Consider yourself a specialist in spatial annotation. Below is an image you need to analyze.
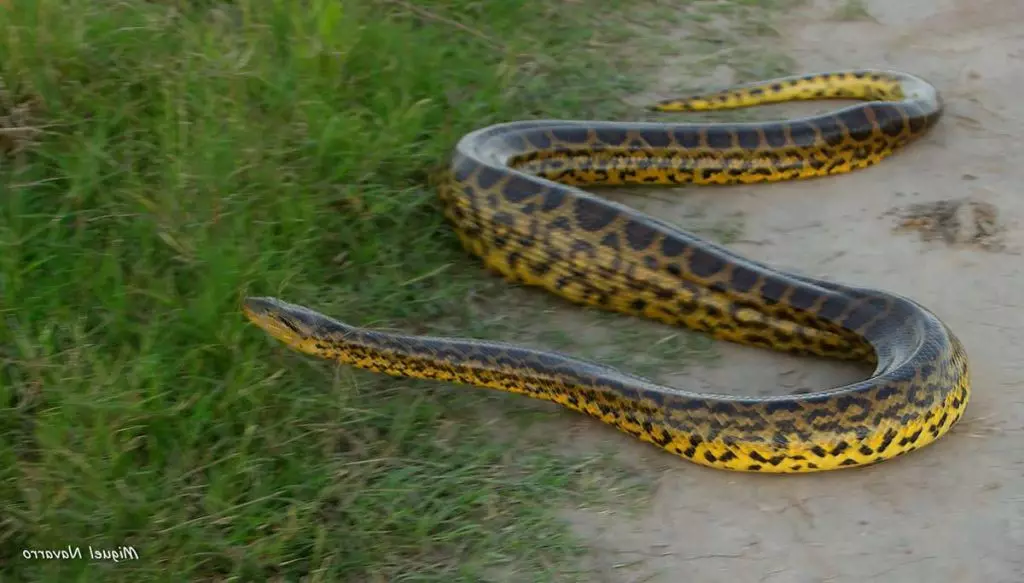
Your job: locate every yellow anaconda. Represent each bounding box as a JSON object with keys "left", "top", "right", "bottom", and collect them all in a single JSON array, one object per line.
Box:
[{"left": 243, "top": 70, "right": 970, "bottom": 473}]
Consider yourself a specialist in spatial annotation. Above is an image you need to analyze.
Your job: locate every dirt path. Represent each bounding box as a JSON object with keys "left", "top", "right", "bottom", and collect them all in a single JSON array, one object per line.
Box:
[{"left": 559, "top": 1, "right": 1024, "bottom": 581}]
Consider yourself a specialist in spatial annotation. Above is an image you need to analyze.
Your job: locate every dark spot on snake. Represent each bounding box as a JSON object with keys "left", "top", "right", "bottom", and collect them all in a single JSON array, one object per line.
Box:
[
  {"left": 630, "top": 298, "right": 647, "bottom": 313},
  {"left": 786, "top": 287, "right": 820, "bottom": 311},
  {"left": 597, "top": 128, "right": 628, "bottom": 146},
  {"left": 704, "top": 128, "right": 735, "bottom": 149},
  {"left": 817, "top": 116, "right": 845, "bottom": 147},
  {"left": 838, "top": 107, "right": 874, "bottom": 141},
  {"left": 764, "top": 400, "right": 802, "bottom": 414},
  {"left": 877, "top": 428, "right": 898, "bottom": 452},
  {"left": 817, "top": 296, "right": 847, "bottom": 321},
  {"left": 507, "top": 251, "right": 523, "bottom": 270},
  {"left": 771, "top": 432, "right": 789, "bottom": 448},
  {"left": 501, "top": 174, "right": 542, "bottom": 203},
  {"left": 687, "top": 249, "right": 725, "bottom": 278},
  {"left": 717, "top": 451, "right": 737, "bottom": 463},
  {"left": 643, "top": 131, "right": 672, "bottom": 148},
  {"left": 810, "top": 445, "right": 827, "bottom": 457},
  {"left": 874, "top": 385, "right": 898, "bottom": 401},
  {"left": 710, "top": 402, "right": 738, "bottom": 415},
  {"left": 749, "top": 88, "right": 764, "bottom": 96},
  {"left": 788, "top": 122, "right": 819, "bottom": 148},
  {"left": 530, "top": 261, "right": 552, "bottom": 276},
  {"left": 625, "top": 220, "right": 658, "bottom": 251},
  {"left": 666, "top": 263, "right": 682, "bottom": 277},
  {"left": 746, "top": 464, "right": 762, "bottom": 471},
  {"left": 574, "top": 196, "right": 619, "bottom": 231},
  {"left": 899, "top": 428, "right": 923, "bottom": 446},
  {"left": 492, "top": 211, "right": 516, "bottom": 227},
  {"left": 763, "top": 126, "right": 788, "bottom": 149},
  {"left": 839, "top": 459, "right": 858, "bottom": 466},
  {"left": 770, "top": 82, "right": 783, "bottom": 92},
  {"left": 829, "top": 442, "right": 849, "bottom": 456},
  {"left": 727, "top": 267, "right": 759, "bottom": 293},
  {"left": 836, "top": 396, "right": 869, "bottom": 414},
  {"left": 549, "top": 216, "right": 572, "bottom": 232},
  {"left": 840, "top": 305, "right": 877, "bottom": 331},
  {"left": 569, "top": 239, "right": 596, "bottom": 258},
  {"left": 908, "top": 111, "right": 927, "bottom": 134},
  {"left": 541, "top": 188, "right": 567, "bottom": 211},
  {"left": 672, "top": 129, "right": 701, "bottom": 148},
  {"left": 868, "top": 103, "right": 909, "bottom": 137},
  {"left": 703, "top": 451, "right": 718, "bottom": 463},
  {"left": 736, "top": 129, "right": 763, "bottom": 150},
  {"left": 661, "top": 236, "right": 688, "bottom": 257},
  {"left": 748, "top": 451, "right": 768, "bottom": 463},
  {"left": 475, "top": 165, "right": 504, "bottom": 190},
  {"left": 600, "top": 232, "right": 621, "bottom": 250},
  {"left": 550, "top": 127, "right": 590, "bottom": 144},
  {"left": 655, "top": 288, "right": 675, "bottom": 300}
]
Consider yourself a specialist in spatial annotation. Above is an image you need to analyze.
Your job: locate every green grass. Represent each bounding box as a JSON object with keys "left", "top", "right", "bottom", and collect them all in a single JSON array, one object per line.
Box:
[{"left": 0, "top": 0, "right": 660, "bottom": 580}]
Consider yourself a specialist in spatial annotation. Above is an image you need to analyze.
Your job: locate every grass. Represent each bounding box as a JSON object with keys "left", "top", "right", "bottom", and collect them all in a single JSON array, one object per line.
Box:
[
  {"left": 0, "top": 0, "right": 661, "bottom": 580},
  {"left": 0, "top": 0, "right": 804, "bottom": 579}
]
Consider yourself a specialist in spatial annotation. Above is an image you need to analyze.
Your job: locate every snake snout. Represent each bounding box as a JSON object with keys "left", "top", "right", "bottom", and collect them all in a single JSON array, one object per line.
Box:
[{"left": 243, "top": 296, "right": 345, "bottom": 338}]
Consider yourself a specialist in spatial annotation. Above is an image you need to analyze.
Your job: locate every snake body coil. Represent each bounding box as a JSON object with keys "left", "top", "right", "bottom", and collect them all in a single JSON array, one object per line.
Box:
[{"left": 244, "top": 70, "right": 970, "bottom": 473}]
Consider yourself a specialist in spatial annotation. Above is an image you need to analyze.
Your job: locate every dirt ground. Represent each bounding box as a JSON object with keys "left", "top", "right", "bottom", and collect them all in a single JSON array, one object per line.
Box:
[{"left": 558, "top": 0, "right": 1024, "bottom": 581}]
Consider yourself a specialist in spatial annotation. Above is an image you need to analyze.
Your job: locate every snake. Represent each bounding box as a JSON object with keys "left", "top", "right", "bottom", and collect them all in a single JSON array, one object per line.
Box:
[{"left": 243, "top": 69, "right": 970, "bottom": 473}]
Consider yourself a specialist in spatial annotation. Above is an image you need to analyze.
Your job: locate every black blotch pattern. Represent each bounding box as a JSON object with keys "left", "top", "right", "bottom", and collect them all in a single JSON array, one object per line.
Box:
[
  {"left": 787, "top": 287, "right": 820, "bottom": 310},
  {"left": 838, "top": 107, "right": 874, "bottom": 142},
  {"left": 542, "top": 188, "right": 567, "bottom": 211},
  {"left": 763, "top": 126, "right": 788, "bottom": 148},
  {"left": 736, "top": 129, "right": 763, "bottom": 150},
  {"left": 600, "top": 232, "right": 621, "bottom": 250},
  {"left": 729, "top": 267, "right": 760, "bottom": 293},
  {"left": 644, "top": 131, "right": 672, "bottom": 148},
  {"left": 705, "top": 128, "right": 735, "bottom": 149},
  {"left": 872, "top": 103, "right": 905, "bottom": 137},
  {"left": 597, "top": 128, "right": 628, "bottom": 146},
  {"left": 672, "top": 129, "right": 701, "bottom": 149},
  {"left": 625, "top": 220, "right": 658, "bottom": 251},
  {"left": 502, "top": 174, "right": 542, "bottom": 203},
  {"left": 817, "top": 296, "right": 848, "bottom": 321},
  {"left": 789, "top": 122, "right": 819, "bottom": 148},
  {"left": 688, "top": 249, "right": 726, "bottom": 278},
  {"left": 550, "top": 127, "right": 591, "bottom": 144},
  {"left": 574, "top": 197, "right": 619, "bottom": 231},
  {"left": 661, "top": 236, "right": 688, "bottom": 257},
  {"left": 816, "top": 116, "right": 844, "bottom": 147}
]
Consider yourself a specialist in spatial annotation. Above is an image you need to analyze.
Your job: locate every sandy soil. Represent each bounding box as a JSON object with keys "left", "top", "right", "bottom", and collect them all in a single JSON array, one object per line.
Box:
[{"left": 560, "top": 1, "right": 1024, "bottom": 581}]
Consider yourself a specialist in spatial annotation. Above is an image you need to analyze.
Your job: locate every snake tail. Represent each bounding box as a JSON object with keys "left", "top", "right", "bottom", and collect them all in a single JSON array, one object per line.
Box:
[{"left": 650, "top": 69, "right": 932, "bottom": 112}]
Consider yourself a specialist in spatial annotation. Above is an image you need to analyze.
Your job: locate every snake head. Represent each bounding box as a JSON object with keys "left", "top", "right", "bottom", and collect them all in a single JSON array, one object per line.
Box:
[{"left": 242, "top": 296, "right": 348, "bottom": 354}]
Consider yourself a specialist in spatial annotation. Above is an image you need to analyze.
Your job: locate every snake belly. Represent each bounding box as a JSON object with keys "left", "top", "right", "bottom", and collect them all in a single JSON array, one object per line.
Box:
[{"left": 243, "top": 69, "right": 970, "bottom": 473}]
